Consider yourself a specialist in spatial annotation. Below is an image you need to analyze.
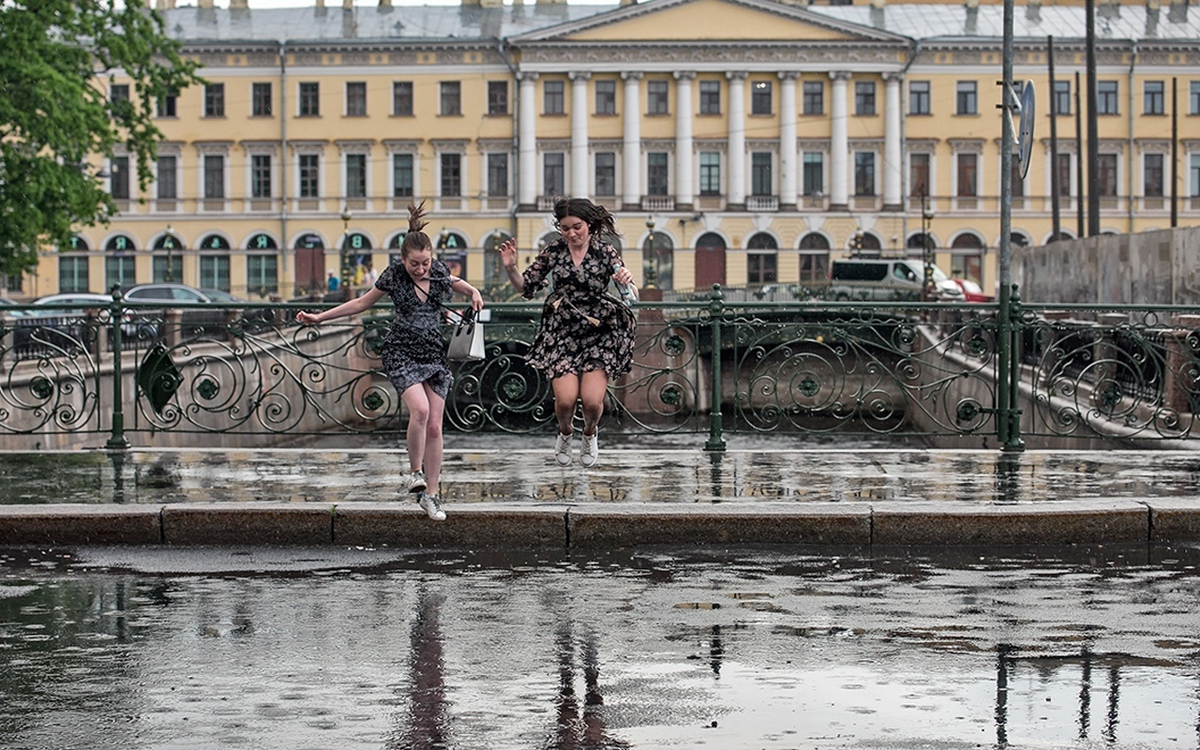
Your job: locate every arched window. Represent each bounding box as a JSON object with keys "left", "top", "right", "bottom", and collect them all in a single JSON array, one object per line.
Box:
[
  {"left": 746, "top": 232, "right": 777, "bottom": 284},
  {"left": 798, "top": 233, "right": 830, "bottom": 283},
  {"left": 643, "top": 231, "right": 674, "bottom": 289},
  {"left": 950, "top": 232, "right": 985, "bottom": 284},
  {"left": 694, "top": 232, "right": 726, "bottom": 289}
]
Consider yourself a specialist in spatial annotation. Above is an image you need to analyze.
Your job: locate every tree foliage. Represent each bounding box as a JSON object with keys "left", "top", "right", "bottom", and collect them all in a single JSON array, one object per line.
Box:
[{"left": 0, "top": 0, "right": 201, "bottom": 277}]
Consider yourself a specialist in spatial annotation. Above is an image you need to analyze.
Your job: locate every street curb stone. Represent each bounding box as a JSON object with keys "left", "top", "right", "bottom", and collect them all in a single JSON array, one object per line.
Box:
[{"left": 0, "top": 505, "right": 162, "bottom": 545}]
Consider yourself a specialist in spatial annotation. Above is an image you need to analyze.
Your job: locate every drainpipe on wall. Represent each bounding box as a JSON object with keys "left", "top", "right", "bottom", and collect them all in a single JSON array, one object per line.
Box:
[
  {"left": 898, "top": 40, "right": 921, "bottom": 260},
  {"left": 1127, "top": 39, "right": 1137, "bottom": 235},
  {"left": 279, "top": 39, "right": 289, "bottom": 297}
]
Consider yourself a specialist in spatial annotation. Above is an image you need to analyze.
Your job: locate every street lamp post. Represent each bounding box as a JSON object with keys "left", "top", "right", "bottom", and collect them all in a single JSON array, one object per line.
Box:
[
  {"left": 339, "top": 207, "right": 352, "bottom": 294},
  {"left": 921, "top": 192, "right": 936, "bottom": 302},
  {"left": 164, "top": 224, "right": 178, "bottom": 283},
  {"left": 644, "top": 216, "right": 657, "bottom": 290}
]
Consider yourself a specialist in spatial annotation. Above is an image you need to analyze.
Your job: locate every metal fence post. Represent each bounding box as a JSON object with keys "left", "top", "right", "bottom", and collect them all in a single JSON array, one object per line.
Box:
[
  {"left": 1001, "top": 283, "right": 1025, "bottom": 452},
  {"left": 705, "top": 283, "right": 726, "bottom": 451},
  {"left": 105, "top": 287, "right": 130, "bottom": 450}
]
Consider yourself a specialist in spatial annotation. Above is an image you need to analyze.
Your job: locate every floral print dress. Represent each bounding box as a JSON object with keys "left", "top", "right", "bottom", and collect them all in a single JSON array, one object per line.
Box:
[
  {"left": 521, "top": 236, "right": 637, "bottom": 380},
  {"left": 374, "top": 259, "right": 455, "bottom": 399}
]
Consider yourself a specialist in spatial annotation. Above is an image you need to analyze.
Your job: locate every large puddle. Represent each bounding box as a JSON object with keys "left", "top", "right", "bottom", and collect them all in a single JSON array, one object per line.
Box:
[{"left": 2, "top": 544, "right": 1199, "bottom": 749}]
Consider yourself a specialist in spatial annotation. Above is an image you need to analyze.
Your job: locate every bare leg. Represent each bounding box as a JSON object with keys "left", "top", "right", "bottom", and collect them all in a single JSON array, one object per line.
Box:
[
  {"left": 579, "top": 370, "right": 609, "bottom": 436},
  {"left": 401, "top": 384, "right": 432, "bottom": 473},
  {"left": 552, "top": 374, "right": 581, "bottom": 435},
  {"left": 422, "top": 384, "right": 446, "bottom": 491}
]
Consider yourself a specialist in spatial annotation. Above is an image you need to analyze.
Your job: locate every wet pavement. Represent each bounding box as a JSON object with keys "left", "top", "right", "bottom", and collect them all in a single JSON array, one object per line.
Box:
[{"left": 2, "top": 543, "right": 1200, "bottom": 749}]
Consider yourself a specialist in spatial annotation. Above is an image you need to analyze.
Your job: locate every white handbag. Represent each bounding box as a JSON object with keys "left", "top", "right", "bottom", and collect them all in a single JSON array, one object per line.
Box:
[{"left": 447, "top": 308, "right": 485, "bottom": 361}]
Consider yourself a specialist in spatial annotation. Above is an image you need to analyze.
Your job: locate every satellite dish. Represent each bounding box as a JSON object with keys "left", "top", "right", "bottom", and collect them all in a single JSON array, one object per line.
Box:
[{"left": 1017, "top": 79, "right": 1035, "bottom": 180}]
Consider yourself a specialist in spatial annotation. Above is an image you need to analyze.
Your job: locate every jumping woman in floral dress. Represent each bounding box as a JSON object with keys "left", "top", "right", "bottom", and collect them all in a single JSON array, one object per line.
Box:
[
  {"left": 297, "top": 201, "right": 484, "bottom": 520},
  {"left": 498, "top": 197, "right": 638, "bottom": 467}
]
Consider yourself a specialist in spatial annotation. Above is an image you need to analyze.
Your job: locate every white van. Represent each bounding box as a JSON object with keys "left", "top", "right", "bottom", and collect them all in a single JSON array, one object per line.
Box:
[{"left": 829, "top": 258, "right": 965, "bottom": 301}]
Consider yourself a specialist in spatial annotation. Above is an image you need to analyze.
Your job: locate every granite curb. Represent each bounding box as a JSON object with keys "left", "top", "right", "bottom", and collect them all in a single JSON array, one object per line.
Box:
[{"left": 3, "top": 499, "right": 1200, "bottom": 547}]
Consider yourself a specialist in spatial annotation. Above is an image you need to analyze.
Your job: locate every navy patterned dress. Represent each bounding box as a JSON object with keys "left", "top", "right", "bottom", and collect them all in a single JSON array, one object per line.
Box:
[
  {"left": 521, "top": 236, "right": 637, "bottom": 380},
  {"left": 374, "top": 259, "right": 455, "bottom": 399}
]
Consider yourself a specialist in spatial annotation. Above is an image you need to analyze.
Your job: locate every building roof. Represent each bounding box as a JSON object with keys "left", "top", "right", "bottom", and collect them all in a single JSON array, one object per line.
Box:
[{"left": 160, "top": 0, "right": 1200, "bottom": 44}]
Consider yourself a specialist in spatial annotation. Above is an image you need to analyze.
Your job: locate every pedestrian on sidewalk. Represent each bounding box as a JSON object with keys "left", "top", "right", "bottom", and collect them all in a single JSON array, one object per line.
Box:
[
  {"left": 297, "top": 201, "right": 483, "bottom": 520},
  {"left": 497, "top": 197, "right": 637, "bottom": 468}
]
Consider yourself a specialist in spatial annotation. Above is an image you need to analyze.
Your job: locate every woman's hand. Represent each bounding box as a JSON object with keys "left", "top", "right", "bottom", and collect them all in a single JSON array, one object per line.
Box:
[
  {"left": 469, "top": 289, "right": 484, "bottom": 312},
  {"left": 497, "top": 238, "right": 518, "bottom": 270},
  {"left": 613, "top": 266, "right": 634, "bottom": 287},
  {"left": 296, "top": 310, "right": 321, "bottom": 326}
]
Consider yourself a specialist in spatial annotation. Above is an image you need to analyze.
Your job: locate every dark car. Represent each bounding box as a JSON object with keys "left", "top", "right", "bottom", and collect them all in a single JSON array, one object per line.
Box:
[{"left": 123, "top": 283, "right": 275, "bottom": 335}]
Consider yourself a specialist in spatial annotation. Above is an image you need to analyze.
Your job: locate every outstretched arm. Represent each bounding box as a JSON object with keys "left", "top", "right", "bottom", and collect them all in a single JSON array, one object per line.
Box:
[
  {"left": 497, "top": 238, "right": 524, "bottom": 294},
  {"left": 296, "top": 287, "right": 386, "bottom": 326},
  {"left": 450, "top": 277, "right": 484, "bottom": 312}
]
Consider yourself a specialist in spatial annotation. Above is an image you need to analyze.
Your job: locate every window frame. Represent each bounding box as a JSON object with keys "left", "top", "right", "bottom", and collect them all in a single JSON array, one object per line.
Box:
[
  {"left": 487, "top": 80, "right": 508, "bottom": 116},
  {"left": 439, "top": 81, "right": 462, "bottom": 116},
  {"left": 543, "top": 80, "right": 565, "bottom": 116},
  {"left": 909, "top": 80, "right": 930, "bottom": 115},
  {"left": 802, "top": 81, "right": 824, "bottom": 116},
  {"left": 595, "top": 79, "right": 617, "bottom": 115},
  {"left": 956, "top": 81, "right": 978, "bottom": 116},
  {"left": 345, "top": 81, "right": 367, "bottom": 117},
  {"left": 647, "top": 80, "right": 670, "bottom": 115},
  {"left": 298, "top": 82, "right": 320, "bottom": 117},
  {"left": 751, "top": 80, "right": 772, "bottom": 116},
  {"left": 854, "top": 81, "right": 876, "bottom": 116},
  {"left": 393, "top": 81, "right": 414, "bottom": 116},
  {"left": 252, "top": 82, "right": 272, "bottom": 117}
]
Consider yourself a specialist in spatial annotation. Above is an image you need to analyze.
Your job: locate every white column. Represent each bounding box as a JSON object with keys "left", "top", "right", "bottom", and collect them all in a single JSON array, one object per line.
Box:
[
  {"left": 779, "top": 71, "right": 799, "bottom": 208},
  {"left": 674, "top": 71, "right": 695, "bottom": 208},
  {"left": 570, "top": 71, "right": 590, "bottom": 198},
  {"left": 727, "top": 72, "right": 747, "bottom": 207},
  {"left": 518, "top": 72, "right": 539, "bottom": 207},
  {"left": 622, "top": 71, "right": 642, "bottom": 210},
  {"left": 829, "top": 71, "right": 850, "bottom": 209},
  {"left": 883, "top": 72, "right": 903, "bottom": 210}
]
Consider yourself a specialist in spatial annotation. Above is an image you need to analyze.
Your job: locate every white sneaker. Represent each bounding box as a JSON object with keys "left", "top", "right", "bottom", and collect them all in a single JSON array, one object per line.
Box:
[
  {"left": 554, "top": 432, "right": 573, "bottom": 466},
  {"left": 400, "top": 469, "right": 426, "bottom": 494},
  {"left": 579, "top": 431, "right": 599, "bottom": 468},
  {"left": 418, "top": 492, "right": 446, "bottom": 521}
]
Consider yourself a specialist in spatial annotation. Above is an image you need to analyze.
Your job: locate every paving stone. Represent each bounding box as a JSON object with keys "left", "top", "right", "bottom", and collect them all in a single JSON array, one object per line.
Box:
[
  {"left": 0, "top": 505, "right": 161, "bottom": 545},
  {"left": 161, "top": 504, "right": 333, "bottom": 546},
  {"left": 334, "top": 503, "right": 569, "bottom": 548},
  {"left": 1146, "top": 498, "right": 1200, "bottom": 542}
]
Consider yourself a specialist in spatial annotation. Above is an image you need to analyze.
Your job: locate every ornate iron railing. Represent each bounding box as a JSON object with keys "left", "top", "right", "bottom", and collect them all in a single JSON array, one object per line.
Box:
[{"left": 0, "top": 289, "right": 1198, "bottom": 450}]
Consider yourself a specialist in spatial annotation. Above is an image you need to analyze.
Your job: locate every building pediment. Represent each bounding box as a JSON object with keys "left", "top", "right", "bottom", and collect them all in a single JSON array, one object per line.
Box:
[{"left": 509, "top": 0, "right": 909, "bottom": 46}]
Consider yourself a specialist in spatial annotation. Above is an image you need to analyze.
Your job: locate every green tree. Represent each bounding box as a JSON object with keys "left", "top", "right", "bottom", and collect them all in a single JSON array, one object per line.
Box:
[{"left": 0, "top": 0, "right": 200, "bottom": 278}]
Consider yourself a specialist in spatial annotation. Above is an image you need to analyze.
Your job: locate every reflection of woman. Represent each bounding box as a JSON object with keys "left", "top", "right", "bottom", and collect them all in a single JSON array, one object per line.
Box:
[
  {"left": 386, "top": 588, "right": 447, "bottom": 749},
  {"left": 497, "top": 198, "right": 637, "bottom": 468},
  {"left": 298, "top": 202, "right": 483, "bottom": 521}
]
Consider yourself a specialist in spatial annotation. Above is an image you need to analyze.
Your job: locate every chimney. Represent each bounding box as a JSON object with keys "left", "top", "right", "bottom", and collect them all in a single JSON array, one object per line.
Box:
[
  {"left": 870, "top": 0, "right": 885, "bottom": 9},
  {"left": 344, "top": 0, "right": 353, "bottom": 8},
  {"left": 230, "top": 0, "right": 249, "bottom": 7},
  {"left": 156, "top": 0, "right": 177, "bottom": 9},
  {"left": 379, "top": 0, "right": 392, "bottom": 7},
  {"left": 198, "top": 0, "right": 213, "bottom": 8}
]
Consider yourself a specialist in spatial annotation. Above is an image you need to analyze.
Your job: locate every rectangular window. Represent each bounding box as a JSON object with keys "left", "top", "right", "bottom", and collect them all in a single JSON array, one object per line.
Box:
[
  {"left": 751, "top": 152, "right": 772, "bottom": 196},
  {"left": 909, "top": 153, "right": 930, "bottom": 197},
  {"left": 1144, "top": 153, "right": 1164, "bottom": 197},
  {"left": 699, "top": 152, "right": 721, "bottom": 195},
  {"left": 855, "top": 81, "right": 875, "bottom": 116},
  {"left": 1057, "top": 153, "right": 1073, "bottom": 196},
  {"left": 1191, "top": 82, "right": 1200, "bottom": 116},
  {"left": 204, "top": 155, "right": 225, "bottom": 199},
  {"left": 393, "top": 153, "right": 414, "bottom": 197},
  {"left": 1144, "top": 80, "right": 1165, "bottom": 115},
  {"left": 1098, "top": 81, "right": 1119, "bottom": 115},
  {"left": 595, "top": 80, "right": 617, "bottom": 115},
  {"left": 440, "top": 153, "right": 461, "bottom": 197},
  {"left": 699, "top": 80, "right": 721, "bottom": 115},
  {"left": 252, "top": 82, "right": 272, "bottom": 117},
  {"left": 299, "top": 154, "right": 319, "bottom": 198},
  {"left": 105, "top": 256, "right": 136, "bottom": 291},
  {"left": 204, "top": 83, "right": 225, "bottom": 117},
  {"left": 751, "top": 80, "right": 772, "bottom": 115},
  {"left": 199, "top": 255, "right": 231, "bottom": 292},
  {"left": 440, "top": 81, "right": 461, "bottom": 116},
  {"left": 647, "top": 152, "right": 669, "bottom": 195},
  {"left": 909, "top": 81, "right": 930, "bottom": 115},
  {"left": 747, "top": 253, "right": 777, "bottom": 285},
  {"left": 544, "top": 80, "right": 565, "bottom": 115},
  {"left": 346, "top": 82, "right": 367, "bottom": 116},
  {"left": 802, "top": 81, "right": 823, "bottom": 115},
  {"left": 647, "top": 80, "right": 669, "bottom": 115},
  {"left": 393, "top": 82, "right": 413, "bottom": 116},
  {"left": 488, "top": 81, "right": 508, "bottom": 116},
  {"left": 1098, "top": 154, "right": 1118, "bottom": 195},
  {"left": 247, "top": 255, "right": 278, "bottom": 295},
  {"left": 956, "top": 153, "right": 977, "bottom": 197},
  {"left": 1192, "top": 153, "right": 1200, "bottom": 197},
  {"left": 1053, "top": 80, "right": 1071, "bottom": 115},
  {"left": 156, "top": 91, "right": 177, "bottom": 118},
  {"left": 299, "top": 82, "right": 319, "bottom": 116},
  {"left": 111, "top": 156, "right": 130, "bottom": 199},
  {"left": 346, "top": 154, "right": 366, "bottom": 198},
  {"left": 156, "top": 155, "right": 177, "bottom": 200},
  {"left": 110, "top": 83, "right": 130, "bottom": 118},
  {"left": 543, "top": 152, "right": 564, "bottom": 196},
  {"left": 252, "top": 154, "right": 272, "bottom": 199},
  {"left": 487, "top": 152, "right": 508, "bottom": 196},
  {"left": 854, "top": 152, "right": 875, "bottom": 196},
  {"left": 595, "top": 152, "right": 616, "bottom": 196},
  {"left": 59, "top": 256, "right": 89, "bottom": 294},
  {"left": 802, "top": 152, "right": 823, "bottom": 196},
  {"left": 956, "top": 81, "right": 978, "bottom": 115}
]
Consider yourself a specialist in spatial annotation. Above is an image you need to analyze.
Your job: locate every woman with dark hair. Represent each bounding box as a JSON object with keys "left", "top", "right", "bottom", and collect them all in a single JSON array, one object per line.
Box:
[
  {"left": 497, "top": 197, "right": 637, "bottom": 468},
  {"left": 297, "top": 201, "right": 483, "bottom": 520}
]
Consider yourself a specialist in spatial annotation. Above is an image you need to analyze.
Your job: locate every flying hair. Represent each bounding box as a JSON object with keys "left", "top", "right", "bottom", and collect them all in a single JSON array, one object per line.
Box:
[{"left": 402, "top": 201, "right": 432, "bottom": 257}]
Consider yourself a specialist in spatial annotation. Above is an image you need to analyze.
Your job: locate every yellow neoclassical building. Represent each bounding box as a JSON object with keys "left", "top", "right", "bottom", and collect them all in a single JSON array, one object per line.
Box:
[{"left": 23, "top": 0, "right": 1200, "bottom": 300}]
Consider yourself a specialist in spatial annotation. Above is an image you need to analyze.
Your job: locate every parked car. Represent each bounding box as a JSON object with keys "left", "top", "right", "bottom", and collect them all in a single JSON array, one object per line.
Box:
[
  {"left": 829, "top": 258, "right": 965, "bottom": 302},
  {"left": 950, "top": 278, "right": 995, "bottom": 303},
  {"left": 122, "top": 283, "right": 274, "bottom": 335},
  {"left": 10, "top": 293, "right": 143, "bottom": 355}
]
